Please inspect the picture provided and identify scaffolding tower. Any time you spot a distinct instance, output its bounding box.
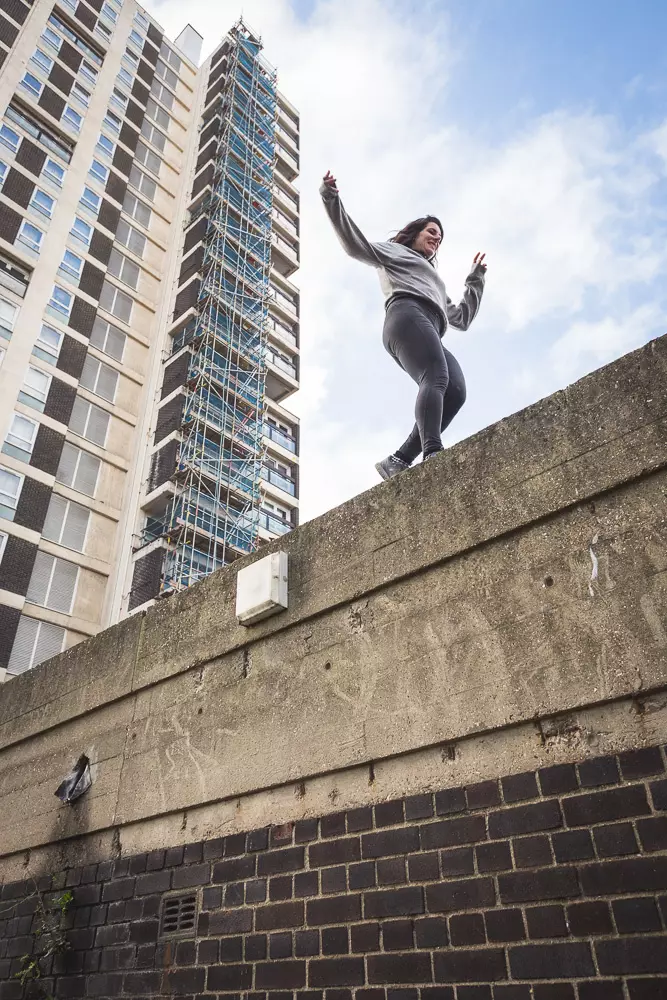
[156,23,277,595]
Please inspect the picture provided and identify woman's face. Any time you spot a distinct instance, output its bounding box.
[412,221,442,258]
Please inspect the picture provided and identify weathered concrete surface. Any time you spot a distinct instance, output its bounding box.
[0,335,665,875]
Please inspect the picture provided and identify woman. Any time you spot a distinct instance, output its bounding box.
[320,170,487,480]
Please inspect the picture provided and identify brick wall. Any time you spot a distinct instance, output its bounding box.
[1,746,665,998]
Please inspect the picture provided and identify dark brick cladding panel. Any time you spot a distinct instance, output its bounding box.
[68,297,96,337]
[147,439,177,492]
[48,62,74,97]
[13,474,51,531]
[43,377,76,425]
[160,350,188,399]
[173,278,200,321]
[0,533,37,594]
[0,200,22,243]
[98,198,121,234]
[30,423,65,476]
[0,13,18,47]
[128,546,163,610]
[153,394,182,444]
[2,166,35,208]
[1,745,665,996]
[38,85,65,122]
[88,229,113,266]
[0,603,20,668]
[58,39,82,73]
[0,0,29,25]
[56,335,87,380]
[14,139,46,176]
[79,260,105,300]
[119,121,140,152]
[105,171,127,206]
[74,1,96,32]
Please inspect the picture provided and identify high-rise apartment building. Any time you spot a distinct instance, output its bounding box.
[0,0,300,679]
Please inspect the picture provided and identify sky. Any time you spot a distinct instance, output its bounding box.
[147,0,667,522]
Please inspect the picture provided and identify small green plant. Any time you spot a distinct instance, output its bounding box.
[9,883,73,999]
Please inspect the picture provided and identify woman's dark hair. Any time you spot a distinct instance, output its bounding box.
[390,215,444,265]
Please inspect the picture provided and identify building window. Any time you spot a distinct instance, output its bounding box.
[17,220,43,254]
[47,13,103,66]
[79,62,98,90]
[129,165,156,201]
[109,250,140,290]
[159,41,182,73]
[48,285,73,319]
[31,48,54,75]
[71,81,91,108]
[43,494,90,551]
[3,412,38,461]
[135,141,161,177]
[29,188,55,220]
[90,317,125,362]
[69,397,110,447]
[96,133,115,160]
[0,467,23,520]
[0,160,6,187]
[100,280,133,323]
[0,296,17,339]
[116,219,146,257]
[79,186,101,215]
[20,73,44,100]
[89,159,110,186]
[7,616,65,675]
[140,120,166,153]
[123,190,151,227]
[95,20,112,43]
[41,26,62,53]
[0,530,6,561]
[19,366,50,411]
[109,87,128,112]
[156,59,178,89]
[123,46,139,71]
[102,109,122,134]
[6,103,74,163]
[146,96,171,126]
[116,66,133,91]
[70,216,93,248]
[80,355,118,403]
[128,28,144,50]
[33,323,63,365]
[62,106,83,133]
[26,551,79,613]
[0,125,20,154]
[58,250,83,282]
[100,2,118,23]
[56,442,100,496]
[134,11,149,30]
[42,157,65,187]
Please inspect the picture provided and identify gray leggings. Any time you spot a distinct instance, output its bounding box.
[383,295,467,462]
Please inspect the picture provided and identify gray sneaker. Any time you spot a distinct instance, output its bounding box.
[375,454,410,481]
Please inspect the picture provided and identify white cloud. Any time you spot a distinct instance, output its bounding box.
[147,0,667,521]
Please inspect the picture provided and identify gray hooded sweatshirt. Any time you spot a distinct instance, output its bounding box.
[320,183,486,332]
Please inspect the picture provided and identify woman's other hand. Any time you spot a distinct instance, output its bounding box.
[473,251,487,271]
[323,170,338,193]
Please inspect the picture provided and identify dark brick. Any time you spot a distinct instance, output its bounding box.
[165,846,184,866]
[388,992,419,1000]
[375,800,404,827]
[406,793,434,820]
[322,867,346,894]
[295,872,319,897]
[246,934,267,960]
[539,763,578,795]
[128,855,147,876]
[208,908,253,934]
[593,821,639,857]
[652,778,667,810]
[321,812,347,838]
[203,838,224,860]
[502,771,539,802]
[382,919,413,950]
[577,984,624,1000]
[113,859,130,878]
[415,917,447,948]
[566,901,613,935]
[212,856,256,882]
[55,976,86,996]
[258,846,305,875]
[377,857,406,885]
[183,841,203,863]
[435,948,506,983]
[580,856,667,895]
[435,787,467,816]
[295,819,319,843]
[362,827,420,858]
[526,904,567,938]
[87,972,125,995]
[174,938,196,965]
[637,816,667,852]
[440,847,475,876]
[248,827,269,851]
[499,867,580,903]
[489,800,562,839]
[198,938,218,963]
[493,989,532,1000]
[597,937,667,974]
[310,838,361,867]
[552,829,595,862]
[426,877,495,913]
[101,878,135,902]
[122,971,162,995]
[96,861,114,881]
[358,992,387,1000]
[202,886,221,911]
[245,878,267,903]
[513,835,552,868]
[270,931,293,958]
[347,807,373,832]
[295,929,319,956]
[322,926,349,954]
[467,780,501,809]
[619,746,665,779]
[349,862,376,890]
[255,959,306,987]
[271,822,294,846]
[612,897,662,933]
[458,990,491,1000]
[225,833,247,856]
[309,958,365,987]
[220,935,243,962]
[510,942,594,979]
[207,964,253,989]
[351,922,380,953]
[172,861,211,887]
[129,920,158,944]
[485,908,525,942]
[626,979,667,1000]
[450,912,485,946]
[308,895,361,927]
[408,852,440,882]
[269,875,292,900]
[364,886,424,918]
[578,755,620,787]
[477,841,513,872]
[421,990,455,1000]
[368,953,433,984]
[256,901,304,930]
[532,988,574,1000]
[421,816,486,849]
[135,871,171,895]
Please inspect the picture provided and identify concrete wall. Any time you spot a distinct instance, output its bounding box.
[0,333,664,882]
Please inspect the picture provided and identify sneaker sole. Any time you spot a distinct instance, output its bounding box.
[375,461,390,481]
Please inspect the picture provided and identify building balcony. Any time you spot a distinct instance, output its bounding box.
[260,465,298,504]
[276,143,299,182]
[271,232,299,278]
[272,206,298,240]
[266,317,298,351]
[273,182,299,218]
[265,348,299,402]
[263,422,297,455]
[268,287,298,323]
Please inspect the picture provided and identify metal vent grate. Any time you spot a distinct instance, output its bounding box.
[160,893,197,936]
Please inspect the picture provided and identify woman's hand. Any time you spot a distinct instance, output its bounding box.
[473,252,487,271]
[323,170,338,194]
